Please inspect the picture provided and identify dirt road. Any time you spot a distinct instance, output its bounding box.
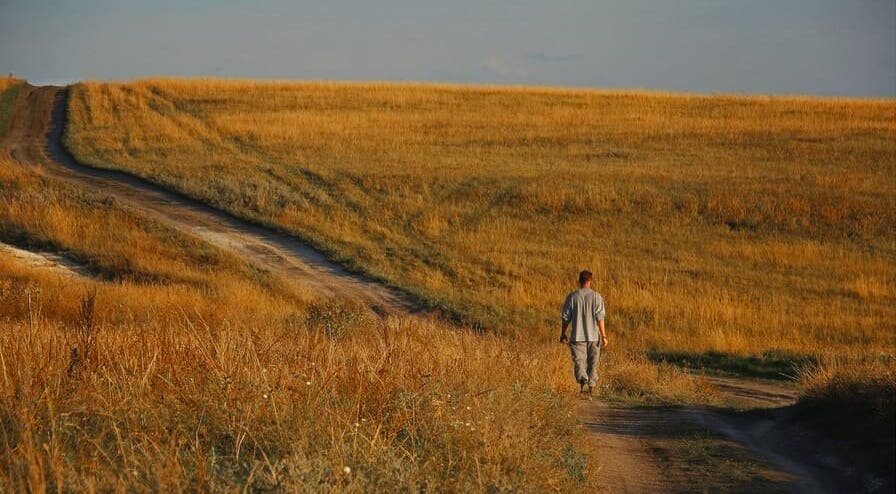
[0,241,87,278]
[1,85,415,316]
[581,375,887,493]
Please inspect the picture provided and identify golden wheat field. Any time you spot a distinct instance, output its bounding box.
[65,80,895,362]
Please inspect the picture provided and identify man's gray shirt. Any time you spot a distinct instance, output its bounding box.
[562,288,605,342]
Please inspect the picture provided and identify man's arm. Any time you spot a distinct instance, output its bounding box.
[560,293,572,343]
[560,321,570,343]
[595,296,608,347]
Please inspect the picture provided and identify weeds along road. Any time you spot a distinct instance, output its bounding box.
[0,85,415,316]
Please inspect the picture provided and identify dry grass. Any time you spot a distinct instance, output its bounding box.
[0,155,563,491]
[64,79,895,361]
[0,153,712,490]
[61,81,896,468]
[7,78,892,487]
[0,302,578,491]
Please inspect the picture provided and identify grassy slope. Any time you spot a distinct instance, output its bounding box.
[64,80,895,362]
[1,154,633,491]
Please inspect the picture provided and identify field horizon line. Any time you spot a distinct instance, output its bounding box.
[10,75,895,104]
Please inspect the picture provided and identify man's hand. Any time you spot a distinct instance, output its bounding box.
[559,333,569,344]
[601,334,609,348]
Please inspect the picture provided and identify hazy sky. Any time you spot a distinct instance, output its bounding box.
[1,0,894,96]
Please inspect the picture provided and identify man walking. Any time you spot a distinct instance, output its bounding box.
[560,270,607,398]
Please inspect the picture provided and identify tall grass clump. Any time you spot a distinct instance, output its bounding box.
[0,298,593,491]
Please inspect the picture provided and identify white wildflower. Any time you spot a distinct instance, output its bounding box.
[343,466,351,475]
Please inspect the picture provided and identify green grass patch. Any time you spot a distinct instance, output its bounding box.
[647,350,816,380]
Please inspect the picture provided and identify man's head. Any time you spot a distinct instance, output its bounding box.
[578,270,593,288]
